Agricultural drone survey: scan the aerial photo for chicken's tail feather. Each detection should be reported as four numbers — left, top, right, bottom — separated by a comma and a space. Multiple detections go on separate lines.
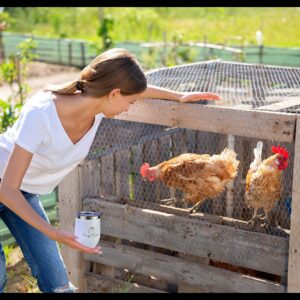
250, 141, 263, 170
220, 148, 240, 177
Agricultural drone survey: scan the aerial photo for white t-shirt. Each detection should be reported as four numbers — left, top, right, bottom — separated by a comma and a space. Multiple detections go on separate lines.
0, 91, 104, 195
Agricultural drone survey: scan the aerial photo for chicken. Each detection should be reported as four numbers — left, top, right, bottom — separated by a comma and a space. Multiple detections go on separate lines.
245, 142, 289, 227
140, 148, 239, 213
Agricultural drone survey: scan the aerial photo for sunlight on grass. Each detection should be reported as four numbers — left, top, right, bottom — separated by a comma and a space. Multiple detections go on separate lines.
5, 7, 300, 47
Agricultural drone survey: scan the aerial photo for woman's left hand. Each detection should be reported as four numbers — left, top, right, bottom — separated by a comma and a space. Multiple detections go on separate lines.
179, 92, 221, 103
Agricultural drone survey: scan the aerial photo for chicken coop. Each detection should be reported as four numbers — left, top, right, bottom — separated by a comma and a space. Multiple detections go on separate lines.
58, 60, 300, 293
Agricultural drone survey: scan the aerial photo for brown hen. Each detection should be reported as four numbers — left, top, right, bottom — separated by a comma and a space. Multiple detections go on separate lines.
140, 148, 239, 213
245, 142, 289, 226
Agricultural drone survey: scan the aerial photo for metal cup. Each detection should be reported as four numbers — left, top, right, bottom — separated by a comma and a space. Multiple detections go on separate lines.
74, 211, 102, 248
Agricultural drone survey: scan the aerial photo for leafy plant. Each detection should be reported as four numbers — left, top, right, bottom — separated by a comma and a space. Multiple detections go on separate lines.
98, 13, 114, 50
112, 274, 134, 293
0, 38, 37, 133
3, 243, 17, 266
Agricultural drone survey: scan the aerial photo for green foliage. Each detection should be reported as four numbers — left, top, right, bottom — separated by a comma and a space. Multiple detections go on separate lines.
0, 38, 37, 133
112, 274, 134, 293
0, 11, 13, 27
98, 13, 114, 50
3, 243, 17, 266
0, 99, 22, 132
4, 7, 300, 47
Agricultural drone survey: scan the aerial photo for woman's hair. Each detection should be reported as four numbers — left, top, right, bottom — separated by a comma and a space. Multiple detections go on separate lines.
45, 48, 147, 97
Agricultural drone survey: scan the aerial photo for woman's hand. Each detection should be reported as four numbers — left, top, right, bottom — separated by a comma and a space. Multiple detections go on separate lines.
179, 92, 221, 103
51, 228, 102, 254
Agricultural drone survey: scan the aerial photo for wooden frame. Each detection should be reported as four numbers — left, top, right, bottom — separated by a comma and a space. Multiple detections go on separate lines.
58, 99, 300, 293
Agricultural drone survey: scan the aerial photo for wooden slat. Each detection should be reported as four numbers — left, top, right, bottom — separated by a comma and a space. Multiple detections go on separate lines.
58, 164, 84, 292
171, 130, 186, 203
115, 100, 296, 143
157, 135, 171, 201
115, 149, 131, 199
143, 140, 159, 203
83, 198, 289, 277
131, 144, 144, 202
100, 154, 115, 196
85, 272, 166, 293
233, 136, 251, 221
255, 97, 300, 112
81, 159, 101, 198
84, 240, 285, 293
287, 114, 300, 292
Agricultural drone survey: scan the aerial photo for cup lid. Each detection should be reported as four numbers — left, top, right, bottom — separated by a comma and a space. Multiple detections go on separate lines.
76, 211, 103, 220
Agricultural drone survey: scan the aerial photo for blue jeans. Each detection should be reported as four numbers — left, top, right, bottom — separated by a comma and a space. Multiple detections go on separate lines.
0, 190, 76, 293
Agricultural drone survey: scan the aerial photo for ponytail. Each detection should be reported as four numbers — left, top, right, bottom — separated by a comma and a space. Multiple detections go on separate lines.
44, 80, 81, 95
44, 48, 147, 97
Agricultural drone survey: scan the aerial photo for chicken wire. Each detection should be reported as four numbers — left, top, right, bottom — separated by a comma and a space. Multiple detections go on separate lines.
80, 60, 299, 242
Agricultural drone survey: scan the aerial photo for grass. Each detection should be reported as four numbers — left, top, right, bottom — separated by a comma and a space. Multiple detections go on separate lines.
3, 243, 39, 293
4, 7, 300, 47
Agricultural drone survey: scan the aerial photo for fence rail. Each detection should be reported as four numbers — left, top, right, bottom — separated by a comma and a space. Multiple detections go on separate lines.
1, 32, 300, 68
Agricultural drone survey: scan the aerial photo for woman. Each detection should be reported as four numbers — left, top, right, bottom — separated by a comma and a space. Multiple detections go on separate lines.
0, 48, 220, 293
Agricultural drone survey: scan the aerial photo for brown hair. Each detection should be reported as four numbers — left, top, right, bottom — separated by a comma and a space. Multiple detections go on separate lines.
45, 48, 147, 97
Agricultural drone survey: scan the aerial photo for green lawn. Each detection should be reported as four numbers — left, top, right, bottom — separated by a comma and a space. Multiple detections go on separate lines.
4, 7, 300, 47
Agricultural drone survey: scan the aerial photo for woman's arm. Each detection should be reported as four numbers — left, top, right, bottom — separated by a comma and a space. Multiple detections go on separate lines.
138, 84, 221, 102
0, 144, 101, 254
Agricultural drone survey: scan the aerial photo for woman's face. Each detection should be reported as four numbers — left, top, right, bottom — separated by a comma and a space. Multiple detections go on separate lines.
105, 90, 141, 118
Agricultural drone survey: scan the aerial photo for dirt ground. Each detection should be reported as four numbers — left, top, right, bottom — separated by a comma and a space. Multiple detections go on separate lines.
0, 61, 80, 102
5, 246, 40, 293
1, 61, 80, 293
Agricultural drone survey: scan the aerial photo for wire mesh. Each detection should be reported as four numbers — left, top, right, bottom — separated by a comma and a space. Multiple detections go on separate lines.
147, 60, 300, 111
81, 60, 298, 247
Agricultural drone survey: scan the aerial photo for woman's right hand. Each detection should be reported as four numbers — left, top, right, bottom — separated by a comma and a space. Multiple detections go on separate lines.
50, 227, 102, 254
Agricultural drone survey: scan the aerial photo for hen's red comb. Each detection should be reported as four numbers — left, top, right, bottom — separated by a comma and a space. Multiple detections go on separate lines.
140, 163, 150, 177
272, 144, 289, 159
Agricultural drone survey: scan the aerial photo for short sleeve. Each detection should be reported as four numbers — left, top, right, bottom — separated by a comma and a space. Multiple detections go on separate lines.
13, 107, 48, 154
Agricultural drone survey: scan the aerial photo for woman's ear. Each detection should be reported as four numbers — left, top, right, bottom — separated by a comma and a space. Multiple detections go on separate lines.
109, 88, 121, 99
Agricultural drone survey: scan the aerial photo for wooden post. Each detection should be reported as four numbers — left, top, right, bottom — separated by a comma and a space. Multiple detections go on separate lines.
80, 42, 86, 68
162, 31, 167, 66
203, 35, 207, 61
68, 40, 72, 66
0, 31, 4, 64
225, 134, 235, 217
287, 114, 300, 292
57, 162, 85, 292
0, 21, 6, 64
258, 45, 263, 64
57, 39, 62, 65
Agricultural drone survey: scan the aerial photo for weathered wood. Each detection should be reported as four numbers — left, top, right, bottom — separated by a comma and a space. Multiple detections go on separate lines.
131, 143, 144, 202
157, 135, 171, 201
85, 272, 167, 293
81, 159, 101, 199
100, 153, 115, 196
84, 240, 285, 293
83, 198, 289, 277
115, 149, 131, 199
255, 97, 300, 112
125, 272, 172, 292
143, 139, 160, 203
233, 136, 251, 221
115, 100, 296, 143
287, 114, 300, 292
171, 130, 186, 203
178, 283, 208, 293
58, 164, 84, 292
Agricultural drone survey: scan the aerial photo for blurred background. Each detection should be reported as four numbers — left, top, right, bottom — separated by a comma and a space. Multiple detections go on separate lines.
0, 7, 299, 292
1, 7, 300, 71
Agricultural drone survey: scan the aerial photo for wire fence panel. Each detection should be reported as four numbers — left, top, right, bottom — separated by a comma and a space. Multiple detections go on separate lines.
81, 60, 300, 240
55, 60, 300, 292
2, 32, 300, 68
